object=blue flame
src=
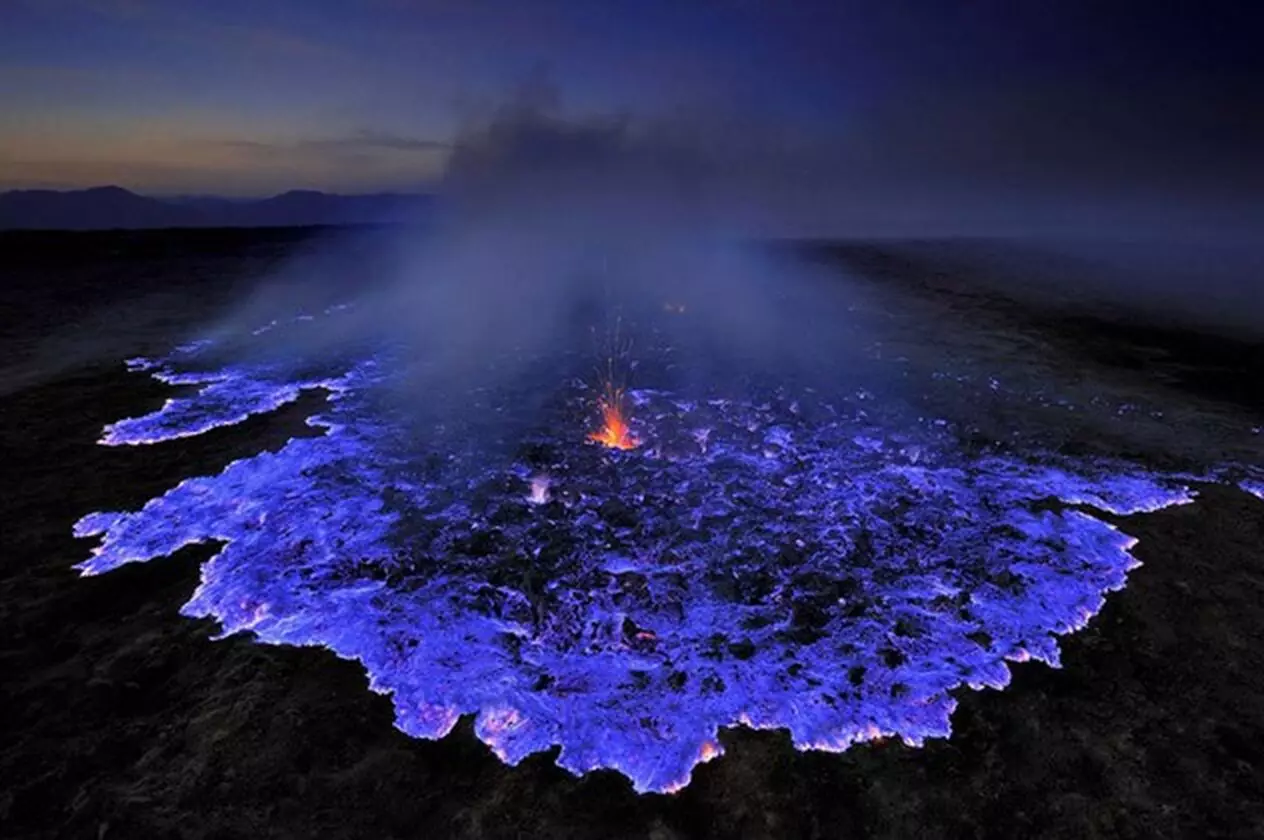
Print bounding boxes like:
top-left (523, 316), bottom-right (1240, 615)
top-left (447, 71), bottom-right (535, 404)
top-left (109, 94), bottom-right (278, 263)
top-left (75, 319), bottom-right (1238, 794)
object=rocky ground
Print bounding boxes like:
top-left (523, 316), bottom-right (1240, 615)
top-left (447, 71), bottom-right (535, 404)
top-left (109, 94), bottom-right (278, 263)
top-left (2, 230), bottom-right (1262, 839)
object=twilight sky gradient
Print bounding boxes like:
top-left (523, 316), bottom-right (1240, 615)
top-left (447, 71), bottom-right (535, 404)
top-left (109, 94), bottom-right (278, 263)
top-left (1, 0), bottom-right (1260, 223)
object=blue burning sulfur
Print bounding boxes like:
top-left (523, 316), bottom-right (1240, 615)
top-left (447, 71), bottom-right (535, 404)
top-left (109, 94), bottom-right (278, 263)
top-left (76, 315), bottom-right (1232, 794)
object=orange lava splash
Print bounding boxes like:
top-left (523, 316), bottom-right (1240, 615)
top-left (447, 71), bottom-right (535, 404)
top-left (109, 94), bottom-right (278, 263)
top-left (589, 385), bottom-right (639, 450)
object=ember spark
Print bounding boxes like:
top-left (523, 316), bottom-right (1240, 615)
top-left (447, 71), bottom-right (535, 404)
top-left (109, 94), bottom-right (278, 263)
top-left (589, 383), bottom-right (639, 450)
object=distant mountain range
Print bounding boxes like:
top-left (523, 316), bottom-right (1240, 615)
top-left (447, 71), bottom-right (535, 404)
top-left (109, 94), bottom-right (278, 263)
top-left (0, 186), bottom-right (435, 230)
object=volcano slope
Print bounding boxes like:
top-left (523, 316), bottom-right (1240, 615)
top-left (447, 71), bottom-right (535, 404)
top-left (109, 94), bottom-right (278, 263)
top-left (2, 229), bottom-right (1262, 839)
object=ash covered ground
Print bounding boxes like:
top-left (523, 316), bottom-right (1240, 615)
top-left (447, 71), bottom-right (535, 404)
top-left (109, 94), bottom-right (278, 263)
top-left (2, 228), bottom-right (1263, 838)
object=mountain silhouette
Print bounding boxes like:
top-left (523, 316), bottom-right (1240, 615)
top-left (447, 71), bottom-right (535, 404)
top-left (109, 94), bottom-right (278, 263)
top-left (0, 186), bottom-right (433, 230)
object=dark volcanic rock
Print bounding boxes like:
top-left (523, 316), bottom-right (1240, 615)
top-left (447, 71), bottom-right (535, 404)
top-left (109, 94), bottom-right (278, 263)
top-left (6, 232), bottom-right (1264, 838)
top-left (597, 497), bottom-right (638, 529)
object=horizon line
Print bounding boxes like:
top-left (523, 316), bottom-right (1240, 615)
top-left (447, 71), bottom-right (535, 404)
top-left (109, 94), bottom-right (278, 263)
top-left (0, 185), bottom-right (437, 200)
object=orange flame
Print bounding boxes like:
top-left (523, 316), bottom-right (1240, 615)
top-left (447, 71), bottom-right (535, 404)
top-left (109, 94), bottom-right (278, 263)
top-left (589, 384), bottom-right (639, 450)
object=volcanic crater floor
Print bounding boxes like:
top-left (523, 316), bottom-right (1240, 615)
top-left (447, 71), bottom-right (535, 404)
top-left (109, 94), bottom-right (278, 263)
top-left (3, 233), bottom-right (1264, 839)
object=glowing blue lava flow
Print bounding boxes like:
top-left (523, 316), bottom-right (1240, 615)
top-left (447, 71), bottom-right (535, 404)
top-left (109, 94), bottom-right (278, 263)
top-left (76, 324), bottom-right (1220, 794)
top-left (101, 361), bottom-right (346, 446)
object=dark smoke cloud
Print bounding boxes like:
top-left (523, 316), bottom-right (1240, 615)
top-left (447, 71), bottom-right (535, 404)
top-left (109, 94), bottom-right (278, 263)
top-left (432, 62), bottom-right (1263, 242)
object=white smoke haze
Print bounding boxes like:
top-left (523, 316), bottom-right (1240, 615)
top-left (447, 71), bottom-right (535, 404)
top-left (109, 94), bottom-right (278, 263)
top-left (8, 65), bottom-right (1261, 403)
top-left (209, 84), bottom-right (888, 422)
top-left (185, 70), bottom-right (1264, 413)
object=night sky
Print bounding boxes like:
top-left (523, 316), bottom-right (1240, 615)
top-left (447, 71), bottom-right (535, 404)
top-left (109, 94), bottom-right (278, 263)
top-left (1, 0), bottom-right (1259, 227)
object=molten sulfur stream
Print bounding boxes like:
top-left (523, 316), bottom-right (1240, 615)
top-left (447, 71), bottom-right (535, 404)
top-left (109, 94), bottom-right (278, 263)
top-left (589, 384), bottom-right (639, 450)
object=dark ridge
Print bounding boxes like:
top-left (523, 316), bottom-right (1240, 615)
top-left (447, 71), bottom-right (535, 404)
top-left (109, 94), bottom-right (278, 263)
top-left (0, 186), bottom-right (436, 231)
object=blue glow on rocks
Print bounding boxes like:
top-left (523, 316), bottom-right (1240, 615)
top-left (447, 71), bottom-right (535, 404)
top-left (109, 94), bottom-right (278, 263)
top-left (100, 363), bottom-right (344, 446)
top-left (75, 325), bottom-right (1226, 794)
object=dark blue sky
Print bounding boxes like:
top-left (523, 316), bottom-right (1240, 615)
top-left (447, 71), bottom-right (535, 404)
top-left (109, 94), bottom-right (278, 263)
top-left (1, 0), bottom-right (1258, 200)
